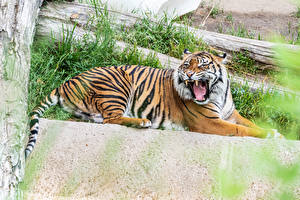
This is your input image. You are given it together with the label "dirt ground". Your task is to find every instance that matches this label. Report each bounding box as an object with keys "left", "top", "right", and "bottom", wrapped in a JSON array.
[{"left": 189, "top": 0, "right": 299, "bottom": 43}]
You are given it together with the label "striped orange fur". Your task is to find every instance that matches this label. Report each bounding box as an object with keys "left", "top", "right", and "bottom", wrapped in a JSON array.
[{"left": 25, "top": 50, "right": 282, "bottom": 158}]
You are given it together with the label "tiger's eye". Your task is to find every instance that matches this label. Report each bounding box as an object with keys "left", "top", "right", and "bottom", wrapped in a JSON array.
[
  {"left": 197, "top": 58, "right": 203, "bottom": 67},
  {"left": 183, "top": 62, "right": 189, "bottom": 68}
]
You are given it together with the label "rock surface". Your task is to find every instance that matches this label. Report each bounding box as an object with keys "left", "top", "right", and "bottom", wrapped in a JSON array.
[{"left": 24, "top": 119, "right": 300, "bottom": 199}]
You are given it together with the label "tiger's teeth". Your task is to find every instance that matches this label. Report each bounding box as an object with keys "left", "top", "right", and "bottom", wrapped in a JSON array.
[
  {"left": 195, "top": 80, "right": 199, "bottom": 86},
  {"left": 185, "top": 80, "right": 188, "bottom": 86}
]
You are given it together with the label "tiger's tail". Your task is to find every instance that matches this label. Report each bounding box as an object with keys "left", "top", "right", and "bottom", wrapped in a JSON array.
[{"left": 25, "top": 89, "right": 59, "bottom": 159}]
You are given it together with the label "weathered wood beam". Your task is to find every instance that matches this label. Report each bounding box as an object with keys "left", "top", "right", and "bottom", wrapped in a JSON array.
[
  {"left": 0, "top": 0, "right": 43, "bottom": 198},
  {"left": 176, "top": 25, "right": 298, "bottom": 65}
]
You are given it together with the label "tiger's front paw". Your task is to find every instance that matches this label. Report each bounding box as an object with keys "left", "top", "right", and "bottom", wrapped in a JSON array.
[
  {"left": 139, "top": 119, "right": 152, "bottom": 128},
  {"left": 266, "top": 129, "right": 285, "bottom": 139}
]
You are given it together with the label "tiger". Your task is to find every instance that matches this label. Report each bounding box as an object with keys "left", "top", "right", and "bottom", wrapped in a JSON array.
[{"left": 25, "top": 49, "right": 282, "bottom": 158}]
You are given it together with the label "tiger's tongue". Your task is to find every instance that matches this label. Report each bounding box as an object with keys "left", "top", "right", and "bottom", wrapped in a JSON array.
[{"left": 193, "top": 83, "right": 206, "bottom": 101}]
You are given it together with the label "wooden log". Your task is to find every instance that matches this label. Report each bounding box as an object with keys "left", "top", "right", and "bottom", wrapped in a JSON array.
[
  {"left": 178, "top": 25, "right": 299, "bottom": 65},
  {"left": 38, "top": 1, "right": 299, "bottom": 65},
  {"left": 0, "top": 0, "right": 43, "bottom": 198}
]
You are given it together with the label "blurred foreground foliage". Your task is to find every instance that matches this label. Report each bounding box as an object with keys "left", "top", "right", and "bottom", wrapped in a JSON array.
[{"left": 216, "top": 39, "right": 300, "bottom": 200}]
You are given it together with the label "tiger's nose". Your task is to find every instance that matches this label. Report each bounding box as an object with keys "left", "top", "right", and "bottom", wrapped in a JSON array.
[{"left": 186, "top": 71, "right": 194, "bottom": 78}]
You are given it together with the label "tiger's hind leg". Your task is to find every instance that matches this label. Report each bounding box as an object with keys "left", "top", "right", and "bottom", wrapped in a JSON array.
[{"left": 97, "top": 100, "right": 152, "bottom": 128}]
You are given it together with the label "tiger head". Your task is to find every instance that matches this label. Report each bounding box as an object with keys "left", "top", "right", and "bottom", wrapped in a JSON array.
[{"left": 173, "top": 49, "right": 227, "bottom": 105}]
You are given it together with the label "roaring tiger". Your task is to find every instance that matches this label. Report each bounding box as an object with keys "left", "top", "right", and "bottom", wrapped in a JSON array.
[{"left": 25, "top": 50, "right": 282, "bottom": 158}]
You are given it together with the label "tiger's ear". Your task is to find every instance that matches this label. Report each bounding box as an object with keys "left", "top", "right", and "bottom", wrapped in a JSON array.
[
  {"left": 208, "top": 46, "right": 229, "bottom": 65},
  {"left": 220, "top": 53, "right": 229, "bottom": 65},
  {"left": 183, "top": 49, "right": 192, "bottom": 59},
  {"left": 212, "top": 52, "right": 229, "bottom": 65}
]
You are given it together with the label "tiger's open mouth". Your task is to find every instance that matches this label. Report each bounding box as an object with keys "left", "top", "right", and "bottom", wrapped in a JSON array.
[{"left": 184, "top": 80, "right": 209, "bottom": 103}]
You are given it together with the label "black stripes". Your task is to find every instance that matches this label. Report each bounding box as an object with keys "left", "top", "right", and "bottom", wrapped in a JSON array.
[
  {"left": 30, "top": 130, "right": 38, "bottom": 135},
  {"left": 211, "top": 62, "right": 217, "bottom": 73},
  {"left": 137, "top": 85, "right": 155, "bottom": 118},
  {"left": 223, "top": 79, "right": 230, "bottom": 107},
  {"left": 25, "top": 89, "right": 60, "bottom": 159},
  {"left": 136, "top": 67, "right": 147, "bottom": 82},
  {"left": 131, "top": 89, "right": 138, "bottom": 116},
  {"left": 195, "top": 110, "right": 219, "bottom": 119},
  {"left": 29, "top": 119, "right": 39, "bottom": 128},
  {"left": 146, "top": 108, "right": 154, "bottom": 120},
  {"left": 28, "top": 138, "right": 36, "bottom": 144},
  {"left": 147, "top": 68, "right": 155, "bottom": 90},
  {"left": 181, "top": 99, "right": 197, "bottom": 117},
  {"left": 202, "top": 106, "right": 220, "bottom": 114},
  {"left": 26, "top": 143, "right": 34, "bottom": 148},
  {"left": 29, "top": 111, "right": 40, "bottom": 117},
  {"left": 217, "top": 64, "right": 224, "bottom": 83},
  {"left": 211, "top": 102, "right": 222, "bottom": 110},
  {"left": 136, "top": 69, "right": 158, "bottom": 118},
  {"left": 125, "top": 66, "right": 170, "bottom": 127},
  {"left": 97, "top": 94, "right": 128, "bottom": 103},
  {"left": 181, "top": 99, "right": 219, "bottom": 119},
  {"left": 62, "top": 83, "right": 78, "bottom": 108},
  {"left": 101, "top": 100, "right": 127, "bottom": 109},
  {"left": 138, "top": 80, "right": 146, "bottom": 99}
]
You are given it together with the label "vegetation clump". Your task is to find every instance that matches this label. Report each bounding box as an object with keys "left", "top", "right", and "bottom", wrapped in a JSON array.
[{"left": 118, "top": 15, "right": 210, "bottom": 58}]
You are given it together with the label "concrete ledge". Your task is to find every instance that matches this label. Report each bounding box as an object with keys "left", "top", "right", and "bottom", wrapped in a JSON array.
[{"left": 24, "top": 119, "right": 300, "bottom": 199}]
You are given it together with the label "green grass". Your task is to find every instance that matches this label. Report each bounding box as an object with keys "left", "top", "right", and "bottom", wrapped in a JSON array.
[
  {"left": 117, "top": 15, "right": 210, "bottom": 58},
  {"left": 230, "top": 52, "right": 257, "bottom": 74},
  {"left": 229, "top": 24, "right": 255, "bottom": 39},
  {"left": 225, "top": 13, "right": 233, "bottom": 22},
  {"left": 216, "top": 22, "right": 261, "bottom": 41},
  {"left": 228, "top": 51, "right": 277, "bottom": 78},
  {"left": 229, "top": 51, "right": 264, "bottom": 76},
  {"left": 173, "top": 12, "right": 193, "bottom": 26},
  {"left": 232, "top": 82, "right": 300, "bottom": 139},
  {"left": 210, "top": 7, "right": 222, "bottom": 19},
  {"left": 296, "top": 6, "right": 300, "bottom": 18}
]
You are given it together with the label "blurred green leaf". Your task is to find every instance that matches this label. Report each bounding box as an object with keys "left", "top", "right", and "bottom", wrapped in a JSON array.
[
  {"left": 217, "top": 169, "right": 246, "bottom": 199},
  {"left": 277, "top": 191, "right": 296, "bottom": 200}
]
